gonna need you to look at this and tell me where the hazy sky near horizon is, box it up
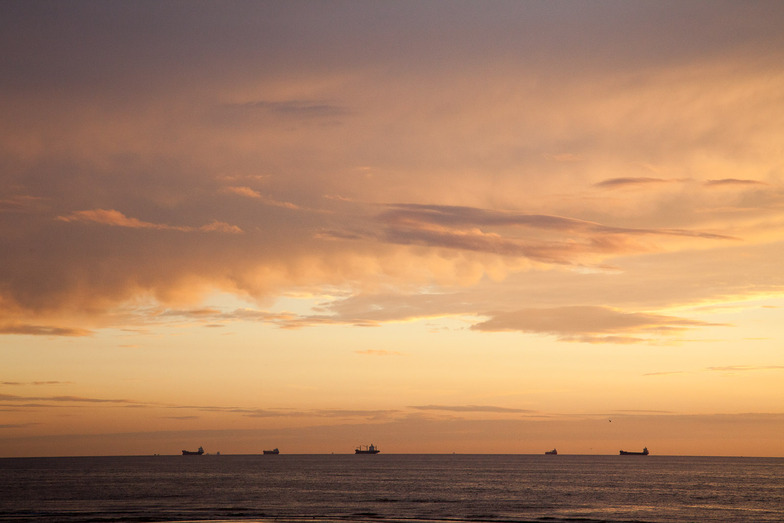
[2,0,784,457]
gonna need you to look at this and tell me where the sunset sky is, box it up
[2,1,783,457]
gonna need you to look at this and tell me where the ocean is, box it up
[0,454,781,522]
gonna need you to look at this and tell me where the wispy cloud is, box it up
[594,177,674,189]
[472,306,723,343]
[707,365,784,372]
[174,405,400,421]
[57,209,243,234]
[372,203,736,266]
[1,381,72,386]
[705,179,767,187]
[380,204,734,240]
[227,308,380,329]
[223,186,262,199]
[0,195,47,213]
[0,393,148,405]
[0,324,92,337]
[612,409,675,414]
[220,186,302,210]
[409,405,535,414]
[0,423,41,429]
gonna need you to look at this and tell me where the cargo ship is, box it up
[545,449,558,455]
[619,447,649,455]
[182,446,204,455]
[355,444,380,454]
[263,448,280,455]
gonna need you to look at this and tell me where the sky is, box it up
[1,0,783,457]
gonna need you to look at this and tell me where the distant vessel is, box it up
[545,449,558,455]
[620,447,649,456]
[263,448,280,455]
[355,444,380,454]
[182,446,204,456]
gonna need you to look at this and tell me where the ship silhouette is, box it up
[355,444,380,454]
[619,447,649,456]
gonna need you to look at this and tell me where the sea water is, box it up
[0,454,782,522]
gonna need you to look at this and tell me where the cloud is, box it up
[0,324,92,337]
[646,366,784,377]
[472,306,722,342]
[705,179,767,187]
[594,177,674,188]
[57,209,243,234]
[220,186,302,210]
[159,307,223,318]
[313,292,478,325]
[0,195,48,214]
[707,365,784,372]
[380,204,735,240]
[372,204,735,266]
[223,186,261,199]
[1,381,71,386]
[175,405,400,421]
[612,409,675,414]
[0,393,146,405]
[221,308,380,329]
[409,405,535,414]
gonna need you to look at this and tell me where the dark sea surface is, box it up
[1,454,782,523]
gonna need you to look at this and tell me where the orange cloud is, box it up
[0,324,91,337]
[223,186,262,198]
[472,306,723,343]
[57,209,243,234]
